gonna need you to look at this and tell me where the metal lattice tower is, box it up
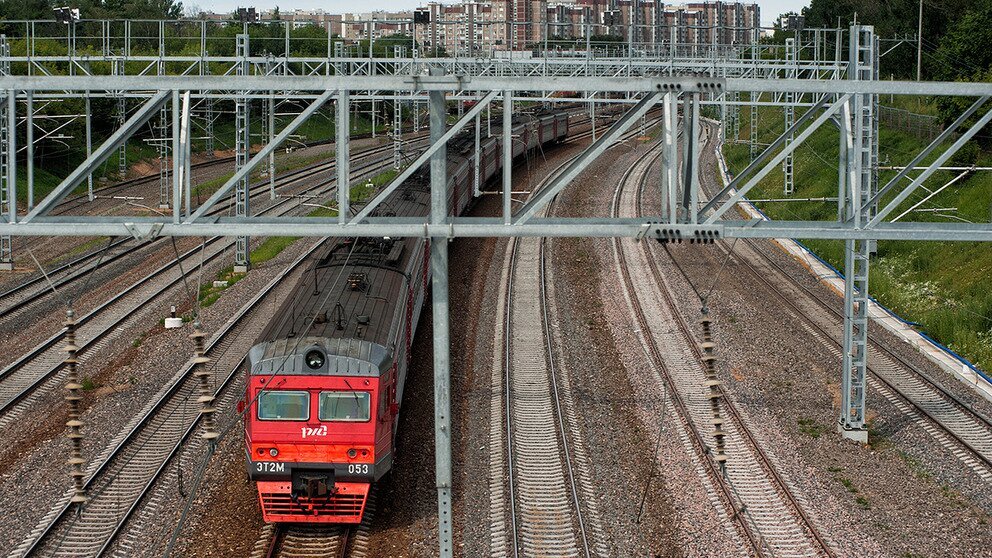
[0,35,11,271]
[393,93,403,169]
[749,43,759,160]
[263,56,275,200]
[203,60,215,156]
[839,25,878,442]
[749,89,758,160]
[783,38,796,195]
[234,34,250,273]
[113,57,127,179]
[157,103,170,209]
[731,91,740,141]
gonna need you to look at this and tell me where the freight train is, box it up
[240,109,570,523]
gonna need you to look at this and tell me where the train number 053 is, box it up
[347,464,370,475]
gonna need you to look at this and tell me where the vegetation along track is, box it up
[488,120,663,558]
[10,238,328,558]
[611,135,834,557]
[0,142,421,433]
[693,123,992,481]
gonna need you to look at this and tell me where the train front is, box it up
[243,337,390,523]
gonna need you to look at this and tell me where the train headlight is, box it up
[305,349,325,370]
[347,448,357,458]
[269,448,279,457]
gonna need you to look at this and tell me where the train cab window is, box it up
[319,391,371,422]
[257,390,310,421]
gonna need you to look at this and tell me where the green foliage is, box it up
[0,0,183,21]
[797,417,827,438]
[802,0,972,79]
[251,236,299,265]
[724,102,992,372]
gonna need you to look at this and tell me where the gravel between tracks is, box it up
[634,124,992,557]
[19,117,992,557]
[0,235,314,551]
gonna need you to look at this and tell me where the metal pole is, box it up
[86,93,94,200]
[429,69,453,558]
[8,92,15,224]
[172,91,180,223]
[337,90,350,223]
[916,0,923,82]
[502,89,512,224]
[234,34,250,273]
[26,91,33,210]
[474,111,481,197]
[268,92,275,200]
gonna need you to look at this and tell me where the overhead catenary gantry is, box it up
[3,21,992,557]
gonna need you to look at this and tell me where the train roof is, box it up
[248,113,558,374]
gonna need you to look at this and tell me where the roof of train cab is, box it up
[248,336,390,377]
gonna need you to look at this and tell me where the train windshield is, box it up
[319,391,371,422]
[257,390,310,421]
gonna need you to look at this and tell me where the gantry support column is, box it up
[0,35,11,271]
[429,71,453,558]
[113,57,127,180]
[234,34,250,273]
[783,38,796,195]
[838,25,877,443]
[749,46,759,161]
[393,72,403,170]
[158,102,171,209]
[661,92,678,223]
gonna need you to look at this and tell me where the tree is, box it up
[0,0,54,21]
[802,0,973,79]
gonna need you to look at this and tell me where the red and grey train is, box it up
[241,109,570,524]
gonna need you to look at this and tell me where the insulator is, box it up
[191,323,218,441]
[700,311,728,466]
[64,309,87,504]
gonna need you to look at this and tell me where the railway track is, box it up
[489,119,662,558]
[10,237,328,558]
[249,491,377,558]
[693,125,992,481]
[0,137,423,322]
[612,136,834,556]
[6,109,609,558]
[0,147,414,432]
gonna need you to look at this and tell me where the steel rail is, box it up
[608,142,761,556]
[498,117,658,557]
[696,121,992,476]
[634,155,834,557]
[731,229,992,473]
[0,136,421,318]
[0,147,415,424]
[19,237,327,558]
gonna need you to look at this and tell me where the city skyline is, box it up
[188,0,804,26]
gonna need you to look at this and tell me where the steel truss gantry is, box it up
[4,23,992,554]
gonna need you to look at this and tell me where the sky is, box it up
[194,0,808,27]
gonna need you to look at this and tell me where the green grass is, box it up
[251,236,300,265]
[797,417,827,439]
[197,267,245,309]
[723,101,992,372]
